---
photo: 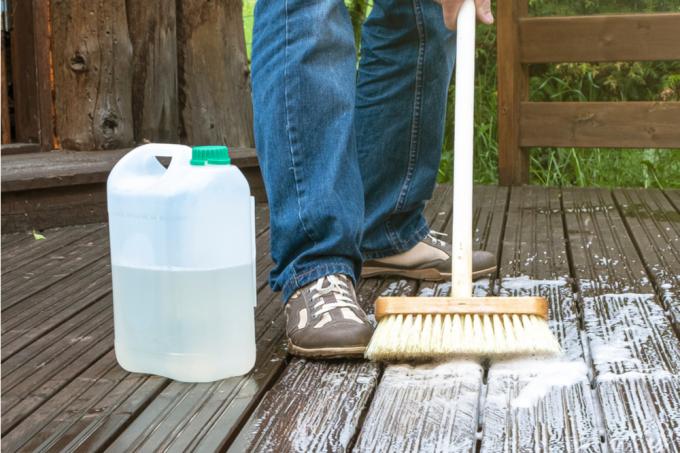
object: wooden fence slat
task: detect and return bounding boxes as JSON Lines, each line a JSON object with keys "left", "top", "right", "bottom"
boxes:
{"left": 51, "top": 0, "right": 134, "bottom": 150}
{"left": 497, "top": 0, "right": 529, "bottom": 185}
{"left": 177, "top": 0, "right": 254, "bottom": 147}
{"left": 127, "top": 0, "right": 179, "bottom": 143}
{"left": 520, "top": 102, "right": 680, "bottom": 148}
{"left": 520, "top": 13, "right": 680, "bottom": 63}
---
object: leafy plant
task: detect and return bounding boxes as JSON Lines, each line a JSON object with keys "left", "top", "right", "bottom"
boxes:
{"left": 243, "top": 0, "right": 680, "bottom": 188}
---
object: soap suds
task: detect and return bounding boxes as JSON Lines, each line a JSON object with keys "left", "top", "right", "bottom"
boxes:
{"left": 499, "top": 275, "right": 568, "bottom": 290}
{"left": 489, "top": 359, "right": 589, "bottom": 409}
{"left": 597, "top": 370, "right": 674, "bottom": 382}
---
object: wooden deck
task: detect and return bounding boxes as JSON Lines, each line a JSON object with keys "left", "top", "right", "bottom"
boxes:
{"left": 2, "top": 185, "right": 680, "bottom": 452}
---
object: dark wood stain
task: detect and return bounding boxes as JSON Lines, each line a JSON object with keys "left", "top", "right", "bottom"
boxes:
{"left": 2, "top": 187, "right": 680, "bottom": 452}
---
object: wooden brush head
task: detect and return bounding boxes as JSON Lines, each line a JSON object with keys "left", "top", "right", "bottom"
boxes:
{"left": 374, "top": 296, "right": 549, "bottom": 321}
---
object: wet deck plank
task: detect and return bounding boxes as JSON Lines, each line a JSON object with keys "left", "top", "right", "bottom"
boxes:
{"left": 613, "top": 188, "right": 680, "bottom": 330}
{"left": 481, "top": 186, "right": 603, "bottom": 453}
{"left": 1, "top": 207, "right": 276, "bottom": 452}
{"left": 2, "top": 227, "right": 110, "bottom": 310}
{"left": 563, "top": 188, "right": 680, "bottom": 452}
{"left": 353, "top": 185, "right": 507, "bottom": 453}
{"left": 664, "top": 189, "right": 680, "bottom": 213}
{"left": 1, "top": 224, "right": 104, "bottom": 272}
{"left": 3, "top": 188, "right": 680, "bottom": 451}
{"left": 229, "top": 187, "right": 457, "bottom": 452}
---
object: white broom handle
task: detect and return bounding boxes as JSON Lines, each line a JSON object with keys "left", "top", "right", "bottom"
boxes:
{"left": 451, "top": 0, "right": 476, "bottom": 299}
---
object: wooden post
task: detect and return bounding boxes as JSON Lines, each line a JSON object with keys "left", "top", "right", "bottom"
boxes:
{"left": 497, "top": 0, "right": 529, "bottom": 185}
{"left": 51, "top": 0, "right": 134, "bottom": 150}
{"left": 1, "top": 26, "right": 10, "bottom": 144}
{"left": 2, "top": 0, "right": 54, "bottom": 151}
{"left": 9, "top": 0, "right": 40, "bottom": 144}
{"left": 127, "top": 0, "right": 179, "bottom": 143}
{"left": 177, "top": 0, "right": 255, "bottom": 147}
{"left": 32, "top": 0, "right": 55, "bottom": 151}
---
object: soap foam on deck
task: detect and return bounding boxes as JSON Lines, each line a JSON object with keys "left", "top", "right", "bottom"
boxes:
{"left": 499, "top": 275, "right": 569, "bottom": 290}
{"left": 490, "top": 358, "right": 589, "bottom": 409}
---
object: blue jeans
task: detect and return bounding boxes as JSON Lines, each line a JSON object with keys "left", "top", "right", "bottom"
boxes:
{"left": 251, "top": 0, "right": 456, "bottom": 302}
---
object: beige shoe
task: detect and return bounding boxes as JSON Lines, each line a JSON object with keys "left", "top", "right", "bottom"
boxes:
{"left": 362, "top": 232, "right": 496, "bottom": 281}
{"left": 285, "top": 274, "right": 374, "bottom": 358}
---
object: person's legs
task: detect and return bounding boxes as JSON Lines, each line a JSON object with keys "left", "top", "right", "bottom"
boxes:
{"left": 356, "top": 0, "right": 456, "bottom": 259}
{"left": 251, "top": 0, "right": 365, "bottom": 302}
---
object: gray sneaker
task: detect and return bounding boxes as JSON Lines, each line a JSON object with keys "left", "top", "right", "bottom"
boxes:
{"left": 362, "top": 233, "right": 497, "bottom": 281}
{"left": 285, "top": 274, "right": 373, "bottom": 358}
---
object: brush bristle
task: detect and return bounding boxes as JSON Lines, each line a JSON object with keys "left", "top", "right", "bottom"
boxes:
{"left": 365, "top": 313, "right": 561, "bottom": 361}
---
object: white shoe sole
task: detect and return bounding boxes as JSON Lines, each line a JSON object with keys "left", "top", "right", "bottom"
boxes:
{"left": 287, "top": 340, "right": 367, "bottom": 358}
{"left": 360, "top": 265, "right": 497, "bottom": 281}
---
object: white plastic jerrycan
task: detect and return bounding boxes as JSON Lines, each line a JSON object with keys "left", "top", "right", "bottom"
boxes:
{"left": 107, "top": 144, "right": 256, "bottom": 382}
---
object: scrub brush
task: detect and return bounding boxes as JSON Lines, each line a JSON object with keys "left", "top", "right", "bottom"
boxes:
{"left": 365, "top": 0, "right": 561, "bottom": 361}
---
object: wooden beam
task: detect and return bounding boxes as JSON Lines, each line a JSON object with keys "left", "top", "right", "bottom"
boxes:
{"left": 1, "top": 30, "right": 10, "bottom": 144}
{"left": 520, "top": 13, "right": 680, "bottom": 63}
{"left": 1, "top": 143, "right": 42, "bottom": 155}
{"left": 1, "top": 147, "right": 261, "bottom": 192}
{"left": 177, "top": 0, "right": 254, "bottom": 147}
{"left": 9, "top": 0, "right": 40, "bottom": 144}
{"left": 31, "top": 0, "right": 55, "bottom": 151}
{"left": 3, "top": 1, "right": 53, "bottom": 150}
{"left": 497, "top": 0, "right": 529, "bottom": 185}
{"left": 520, "top": 101, "right": 680, "bottom": 148}
{"left": 1, "top": 147, "right": 264, "bottom": 232}
{"left": 1, "top": 183, "right": 108, "bottom": 233}
{"left": 127, "top": 0, "right": 179, "bottom": 143}
{"left": 51, "top": 0, "right": 134, "bottom": 150}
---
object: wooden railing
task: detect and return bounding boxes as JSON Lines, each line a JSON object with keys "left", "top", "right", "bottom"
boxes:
{"left": 497, "top": 1, "right": 680, "bottom": 185}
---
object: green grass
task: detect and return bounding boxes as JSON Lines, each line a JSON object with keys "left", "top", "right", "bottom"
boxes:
{"left": 242, "top": 0, "right": 680, "bottom": 188}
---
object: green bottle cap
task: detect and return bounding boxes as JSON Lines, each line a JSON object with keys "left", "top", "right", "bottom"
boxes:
{"left": 191, "top": 145, "right": 231, "bottom": 166}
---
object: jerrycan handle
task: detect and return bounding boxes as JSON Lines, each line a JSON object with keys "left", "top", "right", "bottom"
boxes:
{"left": 110, "top": 143, "right": 192, "bottom": 180}
{"left": 251, "top": 196, "right": 257, "bottom": 308}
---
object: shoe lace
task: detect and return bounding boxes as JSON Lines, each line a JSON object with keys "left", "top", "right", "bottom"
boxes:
{"left": 427, "top": 230, "right": 448, "bottom": 247}
{"left": 310, "top": 275, "right": 359, "bottom": 317}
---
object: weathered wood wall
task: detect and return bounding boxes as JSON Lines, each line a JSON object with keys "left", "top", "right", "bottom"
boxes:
{"left": 51, "top": 0, "right": 135, "bottom": 150}
{"left": 177, "top": 0, "right": 254, "bottom": 147}
{"left": 3, "top": 0, "right": 254, "bottom": 152}
{"left": 127, "top": 0, "right": 179, "bottom": 143}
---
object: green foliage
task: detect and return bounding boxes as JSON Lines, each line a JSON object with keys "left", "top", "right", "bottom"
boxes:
{"left": 439, "top": 0, "right": 680, "bottom": 188}
{"left": 243, "top": 0, "right": 680, "bottom": 188}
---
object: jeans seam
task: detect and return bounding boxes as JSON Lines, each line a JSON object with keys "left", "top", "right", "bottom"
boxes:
{"left": 363, "top": 221, "right": 430, "bottom": 260}
{"left": 394, "top": 0, "right": 425, "bottom": 215}
{"left": 284, "top": 0, "right": 318, "bottom": 247}
{"left": 282, "top": 261, "right": 356, "bottom": 302}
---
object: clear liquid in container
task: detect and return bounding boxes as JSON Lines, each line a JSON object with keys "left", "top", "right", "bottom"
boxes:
{"left": 112, "top": 264, "right": 256, "bottom": 382}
